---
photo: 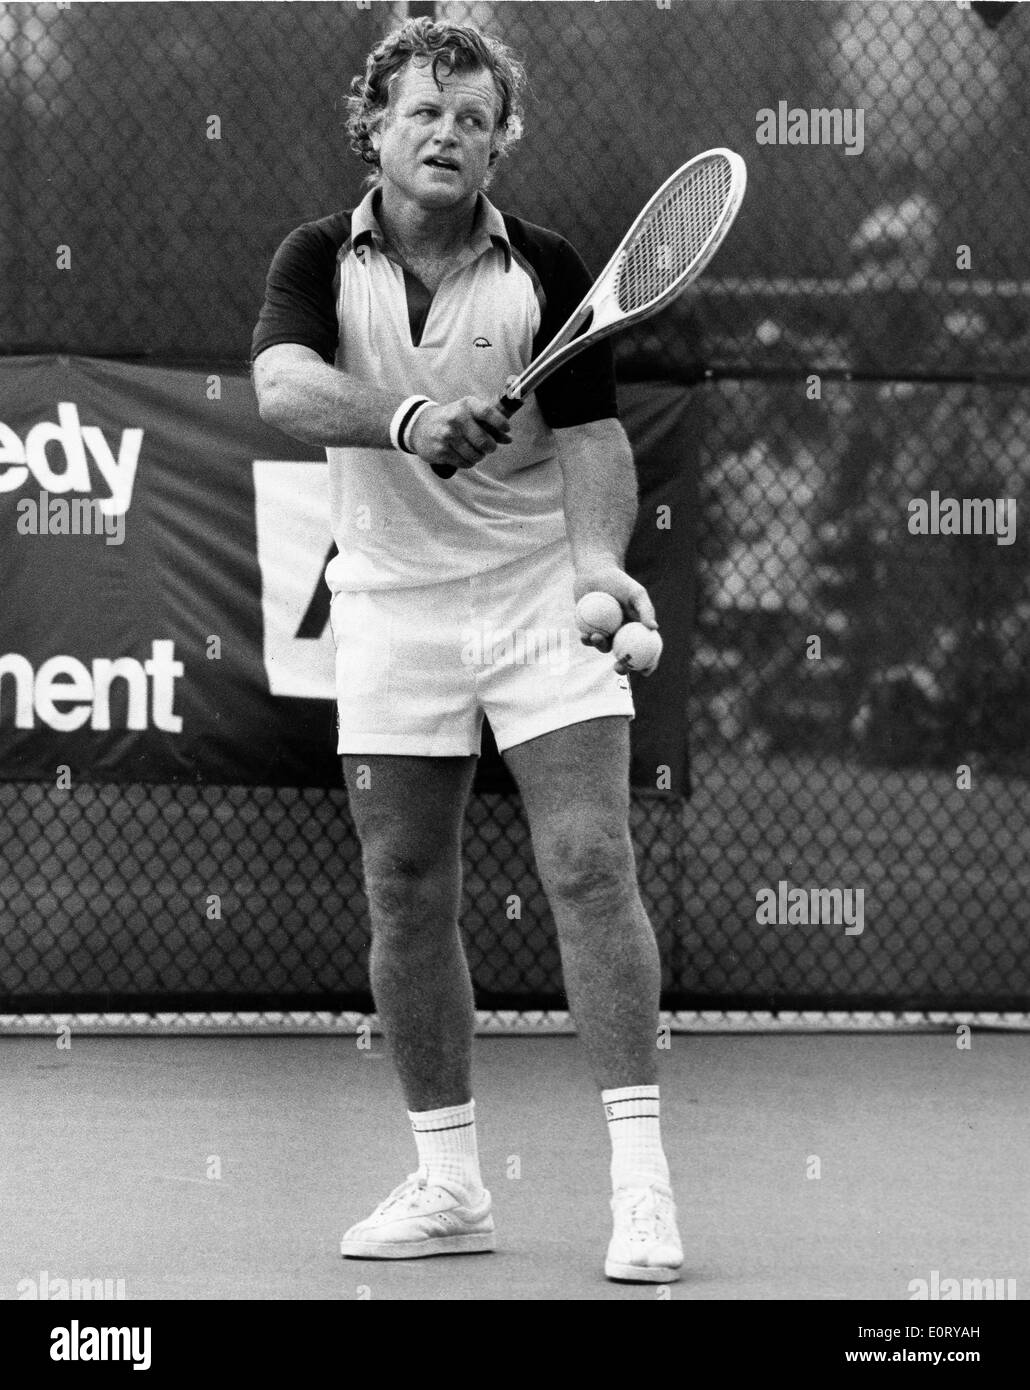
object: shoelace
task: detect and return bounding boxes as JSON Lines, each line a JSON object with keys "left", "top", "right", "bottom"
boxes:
{"left": 377, "top": 1172, "right": 431, "bottom": 1216}
{"left": 621, "top": 1189, "right": 674, "bottom": 1241}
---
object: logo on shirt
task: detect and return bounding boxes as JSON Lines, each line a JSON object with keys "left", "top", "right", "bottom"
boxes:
{"left": 472, "top": 336, "right": 492, "bottom": 348}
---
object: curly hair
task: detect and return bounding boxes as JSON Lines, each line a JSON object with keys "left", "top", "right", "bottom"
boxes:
{"left": 346, "top": 17, "right": 526, "bottom": 186}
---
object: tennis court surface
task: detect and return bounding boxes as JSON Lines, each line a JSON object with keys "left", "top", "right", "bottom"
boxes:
{"left": 2, "top": 1030, "right": 1026, "bottom": 1301}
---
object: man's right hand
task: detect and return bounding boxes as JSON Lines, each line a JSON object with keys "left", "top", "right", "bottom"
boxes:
{"left": 408, "top": 397, "right": 513, "bottom": 471}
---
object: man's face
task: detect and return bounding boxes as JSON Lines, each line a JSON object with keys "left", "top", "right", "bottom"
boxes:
{"left": 372, "top": 59, "right": 501, "bottom": 209}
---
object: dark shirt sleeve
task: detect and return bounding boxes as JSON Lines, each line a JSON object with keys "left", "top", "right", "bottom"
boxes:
{"left": 250, "top": 218, "right": 345, "bottom": 366}
{"left": 532, "top": 235, "right": 619, "bottom": 430}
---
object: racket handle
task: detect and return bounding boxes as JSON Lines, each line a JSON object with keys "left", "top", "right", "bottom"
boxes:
{"left": 431, "top": 395, "right": 524, "bottom": 480}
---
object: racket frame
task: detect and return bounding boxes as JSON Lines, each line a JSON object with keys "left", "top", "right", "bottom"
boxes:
{"left": 501, "top": 147, "right": 747, "bottom": 407}
{"left": 434, "top": 147, "right": 747, "bottom": 471}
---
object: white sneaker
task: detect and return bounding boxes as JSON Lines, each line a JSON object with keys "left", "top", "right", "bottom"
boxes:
{"left": 340, "top": 1171, "right": 495, "bottom": 1260}
{"left": 605, "top": 1184, "right": 684, "bottom": 1283}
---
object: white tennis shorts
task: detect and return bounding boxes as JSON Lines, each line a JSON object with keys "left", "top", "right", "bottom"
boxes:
{"left": 329, "top": 538, "right": 634, "bottom": 756}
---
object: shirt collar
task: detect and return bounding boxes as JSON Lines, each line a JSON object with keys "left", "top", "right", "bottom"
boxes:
{"left": 351, "top": 188, "right": 511, "bottom": 271}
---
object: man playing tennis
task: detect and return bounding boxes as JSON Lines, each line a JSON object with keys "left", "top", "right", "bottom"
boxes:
{"left": 251, "top": 16, "right": 682, "bottom": 1283}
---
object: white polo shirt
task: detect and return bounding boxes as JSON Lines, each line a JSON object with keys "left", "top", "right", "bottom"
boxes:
{"left": 252, "top": 188, "right": 618, "bottom": 593}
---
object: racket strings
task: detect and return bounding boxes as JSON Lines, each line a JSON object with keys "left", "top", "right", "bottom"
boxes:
{"left": 614, "top": 157, "right": 734, "bottom": 313}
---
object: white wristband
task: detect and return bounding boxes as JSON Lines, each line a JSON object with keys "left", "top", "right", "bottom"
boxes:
{"left": 389, "top": 396, "right": 434, "bottom": 454}
{"left": 401, "top": 399, "right": 436, "bottom": 455}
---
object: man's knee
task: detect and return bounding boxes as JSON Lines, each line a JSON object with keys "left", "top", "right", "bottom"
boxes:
{"left": 536, "top": 817, "right": 636, "bottom": 909}
{"left": 362, "top": 848, "right": 461, "bottom": 931}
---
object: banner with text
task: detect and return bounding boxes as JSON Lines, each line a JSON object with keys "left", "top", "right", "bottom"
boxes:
{"left": 0, "top": 357, "right": 695, "bottom": 794}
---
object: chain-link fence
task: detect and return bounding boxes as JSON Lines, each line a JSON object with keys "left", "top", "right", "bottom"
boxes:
{"left": 3, "top": 1, "right": 1029, "bottom": 368}
{"left": 0, "top": 782, "right": 688, "bottom": 1012}
{"left": 1, "top": 755, "right": 1027, "bottom": 1014}
{"left": 2, "top": 1, "right": 1029, "bottom": 1016}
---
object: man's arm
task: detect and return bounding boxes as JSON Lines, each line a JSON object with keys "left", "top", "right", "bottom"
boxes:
{"left": 556, "top": 417, "right": 657, "bottom": 643}
{"left": 255, "top": 343, "right": 403, "bottom": 448}
{"left": 253, "top": 343, "right": 512, "bottom": 466}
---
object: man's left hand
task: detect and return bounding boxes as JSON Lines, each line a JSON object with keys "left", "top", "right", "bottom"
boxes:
{"left": 572, "top": 565, "right": 657, "bottom": 656}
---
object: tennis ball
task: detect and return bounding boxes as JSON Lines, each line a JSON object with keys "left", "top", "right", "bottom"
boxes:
{"left": 613, "top": 622, "right": 663, "bottom": 676}
{"left": 575, "top": 591, "right": 623, "bottom": 638}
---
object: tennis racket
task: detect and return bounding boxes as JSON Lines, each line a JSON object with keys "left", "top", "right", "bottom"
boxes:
{"left": 431, "top": 147, "right": 747, "bottom": 478}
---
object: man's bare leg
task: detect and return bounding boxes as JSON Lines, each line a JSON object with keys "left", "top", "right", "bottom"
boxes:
{"left": 502, "top": 717, "right": 660, "bottom": 1087}
{"left": 339, "top": 751, "right": 495, "bottom": 1262}
{"left": 503, "top": 715, "right": 681, "bottom": 1282}
{"left": 342, "top": 753, "right": 478, "bottom": 1110}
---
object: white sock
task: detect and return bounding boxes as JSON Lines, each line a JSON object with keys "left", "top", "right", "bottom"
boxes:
{"left": 408, "top": 1100, "right": 483, "bottom": 1196}
{"left": 602, "top": 1085, "right": 671, "bottom": 1191}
